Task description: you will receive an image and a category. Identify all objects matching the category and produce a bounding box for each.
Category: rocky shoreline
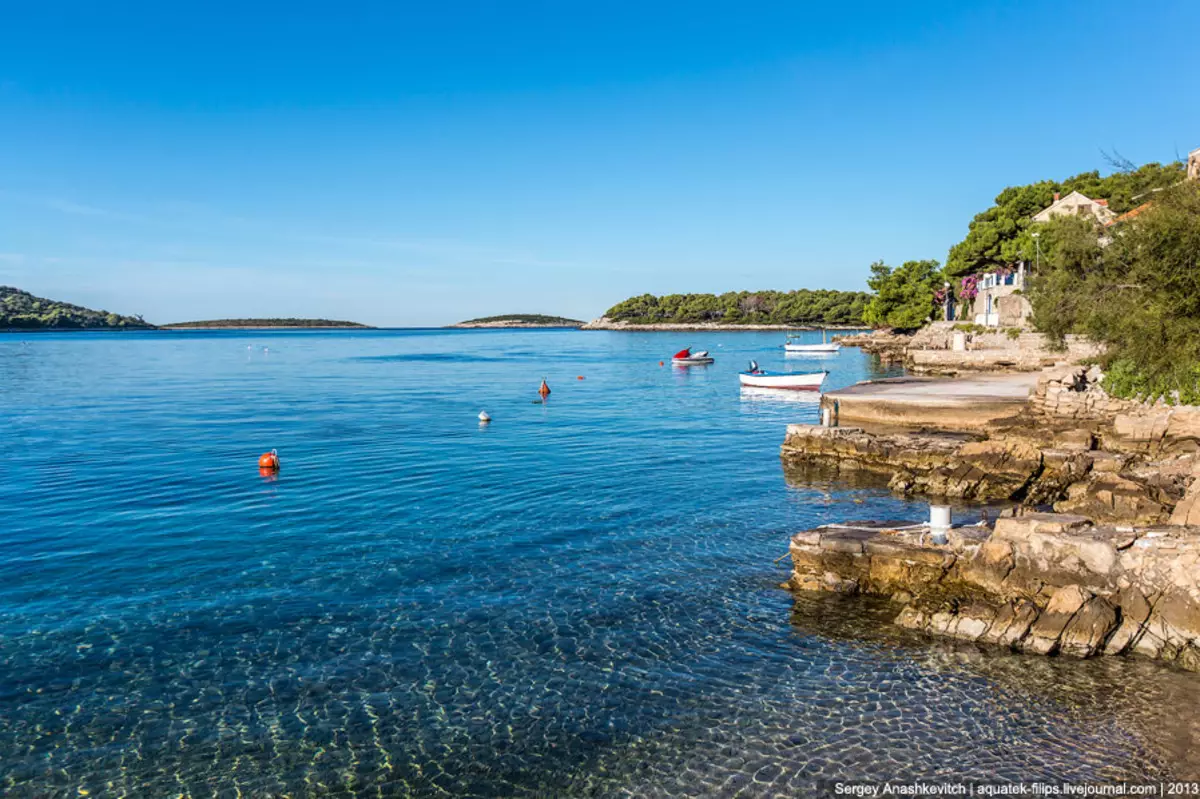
[787,513,1200,670]
[781,364,1200,671]
[837,322,1102,375]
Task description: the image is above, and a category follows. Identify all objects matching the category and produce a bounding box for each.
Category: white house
[972,264,1030,327]
[1031,191,1116,225]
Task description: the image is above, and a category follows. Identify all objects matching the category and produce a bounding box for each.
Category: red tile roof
[1105,201,1153,226]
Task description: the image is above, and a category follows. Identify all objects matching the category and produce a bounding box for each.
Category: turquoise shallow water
[1,329,1198,797]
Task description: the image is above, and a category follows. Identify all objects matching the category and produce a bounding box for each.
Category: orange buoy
[258,449,280,471]
[659,361,664,366]
[538,378,551,397]
[577,375,585,380]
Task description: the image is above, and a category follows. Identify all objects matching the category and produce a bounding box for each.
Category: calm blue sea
[1,329,1198,797]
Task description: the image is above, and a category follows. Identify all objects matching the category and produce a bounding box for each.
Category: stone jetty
[787,366,1200,523]
[817,373,1039,431]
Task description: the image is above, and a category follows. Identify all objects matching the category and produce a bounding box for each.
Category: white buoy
[929,504,951,545]
[478,411,491,423]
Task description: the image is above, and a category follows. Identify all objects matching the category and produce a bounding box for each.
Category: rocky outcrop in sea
[782,363,1200,670]
[787,513,1200,671]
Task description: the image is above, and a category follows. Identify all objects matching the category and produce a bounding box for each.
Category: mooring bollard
[929,504,951,545]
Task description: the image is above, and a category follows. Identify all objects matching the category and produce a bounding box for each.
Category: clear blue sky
[1,1,1197,326]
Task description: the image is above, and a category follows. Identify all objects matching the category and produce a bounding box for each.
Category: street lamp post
[1031,232,1041,272]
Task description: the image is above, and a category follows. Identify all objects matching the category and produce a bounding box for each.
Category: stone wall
[1032,365,1200,456]
[787,513,1200,671]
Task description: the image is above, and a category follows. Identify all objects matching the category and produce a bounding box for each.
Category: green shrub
[1028,179,1200,405]
[1103,358,1200,406]
[862,259,943,329]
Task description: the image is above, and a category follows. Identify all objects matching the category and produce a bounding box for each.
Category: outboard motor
[748,360,759,373]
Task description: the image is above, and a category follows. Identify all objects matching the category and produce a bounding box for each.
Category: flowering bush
[959,274,979,300]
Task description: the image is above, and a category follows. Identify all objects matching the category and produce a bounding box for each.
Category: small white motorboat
[784,330,841,354]
[671,347,714,365]
[738,360,826,390]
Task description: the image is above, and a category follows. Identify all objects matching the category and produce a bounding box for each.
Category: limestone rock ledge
[787,514,1200,671]
[781,424,1188,523]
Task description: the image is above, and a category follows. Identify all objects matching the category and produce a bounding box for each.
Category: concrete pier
[820,374,1039,431]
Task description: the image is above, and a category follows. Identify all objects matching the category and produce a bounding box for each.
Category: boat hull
[672,357,714,365]
[738,371,826,390]
[739,386,822,403]
[784,343,841,354]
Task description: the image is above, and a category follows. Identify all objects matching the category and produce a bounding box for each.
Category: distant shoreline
[580,318,871,332]
[447,323,582,329]
[448,314,584,329]
[159,318,372,330]
[161,325,371,330]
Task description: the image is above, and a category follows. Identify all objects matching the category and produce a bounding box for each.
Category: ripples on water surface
[1,329,1198,796]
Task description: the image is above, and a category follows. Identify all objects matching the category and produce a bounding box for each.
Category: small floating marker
[659,361,664,366]
[538,378,551,398]
[478,411,491,423]
[577,375,585,380]
[258,449,280,471]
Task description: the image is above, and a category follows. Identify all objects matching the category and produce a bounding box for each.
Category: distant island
[586,289,869,330]
[1,286,153,330]
[449,314,584,329]
[160,318,372,329]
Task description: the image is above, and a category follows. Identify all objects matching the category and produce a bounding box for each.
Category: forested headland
[1,286,153,330]
[601,289,869,327]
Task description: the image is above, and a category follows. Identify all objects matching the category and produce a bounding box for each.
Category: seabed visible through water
[1,329,1197,796]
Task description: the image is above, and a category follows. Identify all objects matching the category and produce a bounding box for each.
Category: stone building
[1031,190,1116,225]
[972,265,1031,327]
[949,153,1200,329]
